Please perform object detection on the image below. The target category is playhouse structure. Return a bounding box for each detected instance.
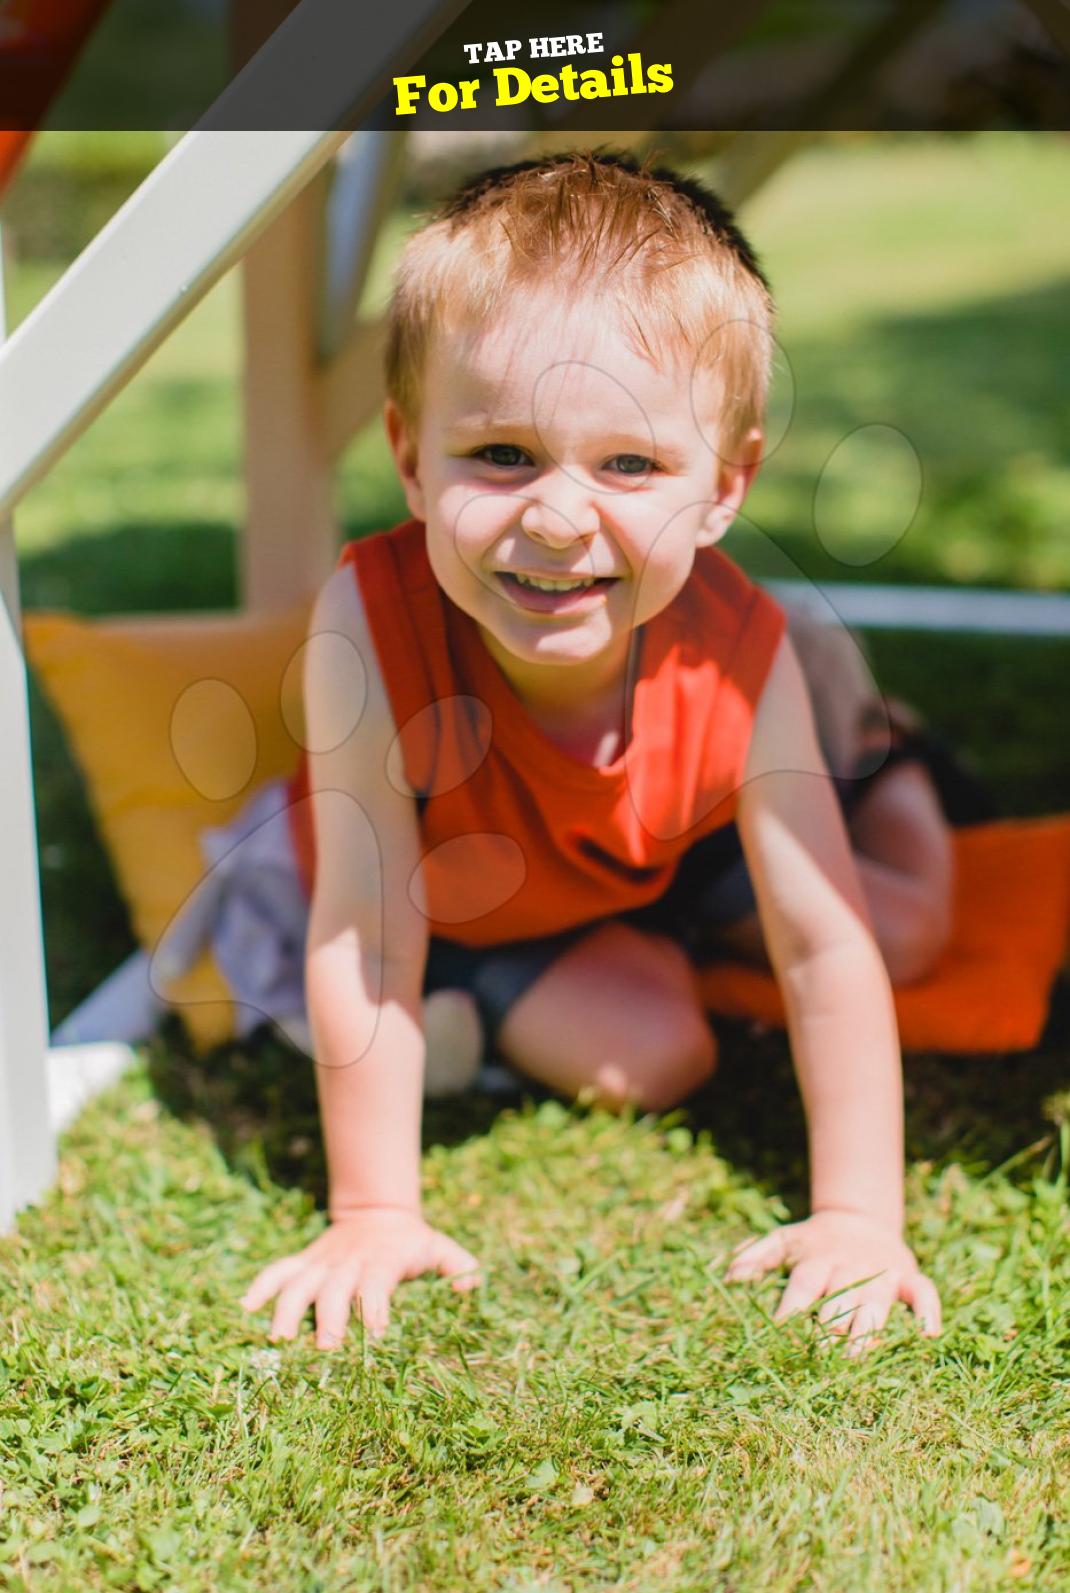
[3,0,1069,1234]
[0,0,484,1228]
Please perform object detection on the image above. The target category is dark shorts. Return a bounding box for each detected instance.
[423,726,994,1058]
[421,820,752,1061]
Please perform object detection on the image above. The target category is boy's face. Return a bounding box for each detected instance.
[385,288,762,706]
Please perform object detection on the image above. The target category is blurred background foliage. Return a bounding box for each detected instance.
[4,129,1068,592]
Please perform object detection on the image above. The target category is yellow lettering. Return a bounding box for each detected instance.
[428,81,459,112]
[393,75,426,116]
[531,72,560,103]
[493,66,532,105]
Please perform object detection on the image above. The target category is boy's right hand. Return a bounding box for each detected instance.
[239,1207,483,1350]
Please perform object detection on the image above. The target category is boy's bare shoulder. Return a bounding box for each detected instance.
[307,561,383,689]
[310,559,365,631]
[302,561,430,952]
[743,630,827,787]
[303,564,429,960]
[305,561,406,789]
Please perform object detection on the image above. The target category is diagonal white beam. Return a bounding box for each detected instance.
[0,0,469,518]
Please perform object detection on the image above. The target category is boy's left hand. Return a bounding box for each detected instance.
[723,1209,942,1357]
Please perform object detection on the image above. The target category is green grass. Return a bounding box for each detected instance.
[3,1036,1070,1589]
[2,135,1069,1589]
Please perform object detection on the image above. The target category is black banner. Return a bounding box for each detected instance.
[1,0,1068,133]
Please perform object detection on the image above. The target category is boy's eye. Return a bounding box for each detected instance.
[475,444,531,468]
[471,446,659,475]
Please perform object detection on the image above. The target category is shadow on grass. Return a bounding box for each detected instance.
[135,986,1070,1226]
[21,520,1069,1217]
[142,1017,527,1212]
[686,1002,1070,1223]
[863,630,1070,820]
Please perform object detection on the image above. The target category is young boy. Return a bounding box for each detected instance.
[241,150,944,1358]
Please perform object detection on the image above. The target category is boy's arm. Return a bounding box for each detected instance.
[301,562,431,1218]
[240,564,482,1348]
[724,632,940,1349]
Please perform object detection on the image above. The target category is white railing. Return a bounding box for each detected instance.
[768,581,1070,637]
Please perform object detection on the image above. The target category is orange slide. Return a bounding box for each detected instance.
[698,815,1070,1055]
[0,0,114,198]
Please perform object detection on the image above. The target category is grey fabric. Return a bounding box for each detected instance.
[198,780,311,1039]
[153,778,311,1042]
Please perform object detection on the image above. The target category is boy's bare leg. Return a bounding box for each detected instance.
[847,759,954,983]
[495,920,717,1113]
[714,762,955,987]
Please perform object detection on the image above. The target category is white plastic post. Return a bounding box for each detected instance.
[0,222,57,1231]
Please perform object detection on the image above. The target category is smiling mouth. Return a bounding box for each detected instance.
[495,571,619,612]
[512,571,606,589]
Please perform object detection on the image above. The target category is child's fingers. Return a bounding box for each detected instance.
[268,1264,330,1341]
[843,1301,887,1359]
[431,1233,484,1290]
[351,1272,393,1339]
[817,1291,863,1333]
[818,1281,891,1330]
[240,1254,306,1313]
[771,1259,833,1322]
[725,1229,786,1281]
[314,1267,367,1351]
[817,1275,893,1333]
[899,1269,943,1337]
[728,1233,762,1260]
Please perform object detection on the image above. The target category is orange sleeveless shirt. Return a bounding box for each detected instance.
[288,518,786,947]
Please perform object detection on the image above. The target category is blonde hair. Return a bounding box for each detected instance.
[385,149,776,452]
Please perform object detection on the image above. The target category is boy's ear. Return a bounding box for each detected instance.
[696,426,765,548]
[383,398,426,522]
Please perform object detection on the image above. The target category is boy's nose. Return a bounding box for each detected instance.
[519,481,599,546]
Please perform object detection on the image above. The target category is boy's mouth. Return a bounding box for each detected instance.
[495,571,618,614]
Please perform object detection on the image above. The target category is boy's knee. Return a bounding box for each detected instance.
[641,1017,718,1111]
[606,928,717,1109]
[882,893,953,986]
[593,1012,717,1114]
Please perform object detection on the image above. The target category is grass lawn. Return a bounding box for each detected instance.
[2,135,1069,1589]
